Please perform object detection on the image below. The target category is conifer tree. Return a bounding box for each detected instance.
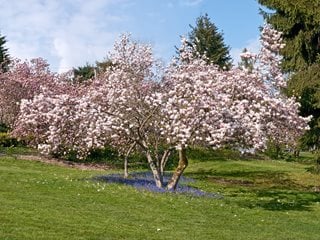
[186,13,232,69]
[259,0,320,72]
[259,0,320,149]
[0,33,10,72]
[73,63,95,83]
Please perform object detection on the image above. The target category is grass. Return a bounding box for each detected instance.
[0,146,38,156]
[1,149,320,239]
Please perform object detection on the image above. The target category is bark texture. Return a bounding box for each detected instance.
[166,147,188,190]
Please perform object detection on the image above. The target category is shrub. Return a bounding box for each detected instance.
[0,123,9,133]
[85,146,120,164]
[0,132,19,147]
[187,146,244,161]
[265,140,284,159]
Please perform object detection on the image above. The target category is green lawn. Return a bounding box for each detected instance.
[1,151,320,239]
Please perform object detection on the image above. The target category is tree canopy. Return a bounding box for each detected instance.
[259,0,320,149]
[72,60,113,83]
[287,64,320,148]
[72,63,95,83]
[186,13,232,69]
[0,33,10,72]
[259,0,320,72]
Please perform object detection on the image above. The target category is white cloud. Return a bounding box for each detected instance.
[0,0,128,72]
[230,37,260,66]
[51,1,122,72]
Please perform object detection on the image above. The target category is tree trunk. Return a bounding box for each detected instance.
[160,149,171,176]
[146,151,163,188]
[166,147,188,191]
[124,143,136,178]
[124,155,129,178]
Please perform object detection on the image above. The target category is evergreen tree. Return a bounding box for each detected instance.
[186,13,232,69]
[72,63,95,83]
[259,0,320,150]
[72,59,113,84]
[258,0,320,72]
[287,63,320,149]
[0,33,10,72]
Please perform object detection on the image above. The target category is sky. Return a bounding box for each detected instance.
[0,0,264,73]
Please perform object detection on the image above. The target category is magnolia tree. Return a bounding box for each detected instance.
[0,58,77,128]
[13,91,109,157]
[13,35,159,161]
[13,25,310,190]
[146,25,309,189]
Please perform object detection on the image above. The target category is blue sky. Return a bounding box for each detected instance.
[0,0,264,73]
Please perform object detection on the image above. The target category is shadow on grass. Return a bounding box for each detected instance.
[247,189,320,211]
[187,168,301,187]
[93,172,222,198]
[186,168,320,211]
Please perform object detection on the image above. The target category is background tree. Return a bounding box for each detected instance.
[72,63,95,83]
[287,64,320,150]
[0,33,10,72]
[259,0,320,150]
[72,59,114,83]
[0,33,10,131]
[258,0,320,72]
[96,59,113,73]
[0,58,79,128]
[186,13,232,69]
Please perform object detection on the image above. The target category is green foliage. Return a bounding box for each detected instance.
[187,147,243,162]
[259,0,320,72]
[0,123,9,133]
[85,146,119,163]
[259,0,320,149]
[96,59,113,72]
[0,33,10,72]
[0,132,19,147]
[287,63,320,149]
[265,139,284,159]
[0,131,28,149]
[186,13,232,69]
[72,60,113,83]
[72,63,95,83]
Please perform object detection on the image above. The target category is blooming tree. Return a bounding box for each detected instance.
[13,25,310,191]
[146,25,309,189]
[0,58,76,127]
[13,91,110,158]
